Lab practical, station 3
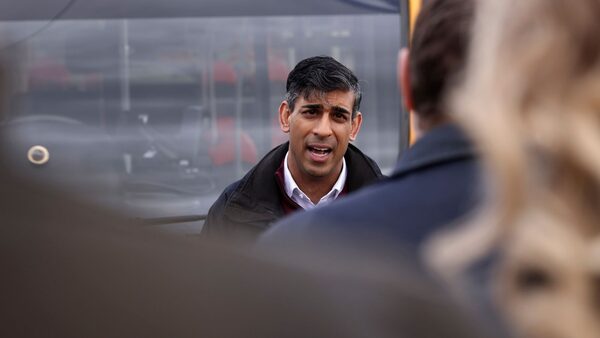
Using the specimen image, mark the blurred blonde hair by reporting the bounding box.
[425,0,600,336]
[461,0,600,229]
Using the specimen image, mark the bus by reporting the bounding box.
[0,0,418,233]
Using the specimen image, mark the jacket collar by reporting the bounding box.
[226,142,383,222]
[227,143,290,222]
[393,123,475,177]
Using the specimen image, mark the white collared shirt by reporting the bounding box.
[283,152,347,210]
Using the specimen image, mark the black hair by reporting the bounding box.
[409,0,474,117]
[285,56,362,117]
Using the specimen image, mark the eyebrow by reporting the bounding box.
[301,104,351,116]
[301,104,323,110]
[331,106,351,116]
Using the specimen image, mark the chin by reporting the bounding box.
[300,165,328,178]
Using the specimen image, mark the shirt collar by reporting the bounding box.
[283,152,347,209]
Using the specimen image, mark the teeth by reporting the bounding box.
[310,146,330,154]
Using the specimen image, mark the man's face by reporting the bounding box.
[279,90,362,184]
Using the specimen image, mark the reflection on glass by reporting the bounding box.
[1,14,401,226]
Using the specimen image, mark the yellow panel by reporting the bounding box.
[409,0,422,35]
[408,0,422,145]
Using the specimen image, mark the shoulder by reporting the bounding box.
[259,207,324,245]
[218,142,288,201]
[343,143,384,191]
[205,179,240,212]
[345,143,382,174]
[213,178,244,207]
[203,143,289,233]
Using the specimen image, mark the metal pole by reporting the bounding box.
[119,20,130,112]
[397,0,411,159]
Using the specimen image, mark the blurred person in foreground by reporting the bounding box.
[0,146,487,338]
[261,0,480,252]
[0,185,485,338]
[201,56,383,240]
[0,50,488,337]
[424,0,600,337]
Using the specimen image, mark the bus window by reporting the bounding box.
[0,9,403,233]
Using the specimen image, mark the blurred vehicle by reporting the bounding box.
[0,0,412,234]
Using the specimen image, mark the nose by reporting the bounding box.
[312,114,333,137]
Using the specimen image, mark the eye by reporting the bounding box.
[302,109,319,117]
[514,266,555,293]
[332,111,348,121]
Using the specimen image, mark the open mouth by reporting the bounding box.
[308,145,332,156]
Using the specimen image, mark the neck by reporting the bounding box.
[291,162,343,204]
[413,113,450,142]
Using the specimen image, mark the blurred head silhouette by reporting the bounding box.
[399,0,474,139]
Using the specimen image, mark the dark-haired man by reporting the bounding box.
[262,0,480,249]
[201,56,383,239]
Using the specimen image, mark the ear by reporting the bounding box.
[399,48,414,112]
[279,101,291,133]
[349,112,363,141]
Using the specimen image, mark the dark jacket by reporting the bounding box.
[201,142,383,238]
[260,124,481,250]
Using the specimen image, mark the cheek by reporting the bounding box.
[333,126,352,143]
[289,120,312,137]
